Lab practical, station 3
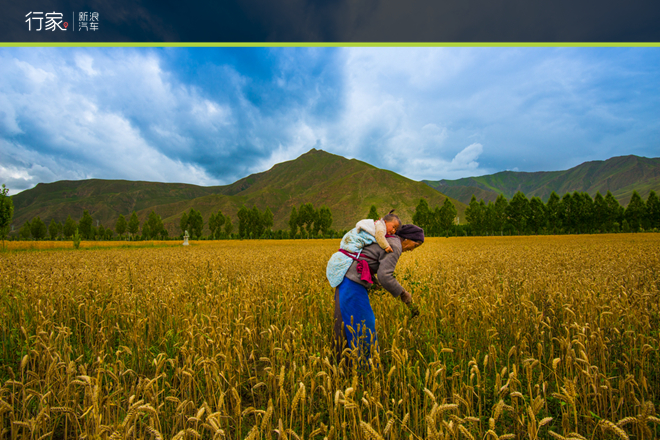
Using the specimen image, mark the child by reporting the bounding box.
[326,210,401,288]
[355,210,400,253]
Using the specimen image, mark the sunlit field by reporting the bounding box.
[3,240,181,251]
[1,235,658,439]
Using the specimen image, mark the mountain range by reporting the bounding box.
[10,149,464,235]
[10,151,660,236]
[424,155,660,206]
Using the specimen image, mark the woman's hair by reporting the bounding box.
[382,209,401,228]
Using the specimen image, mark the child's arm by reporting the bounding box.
[375,220,392,252]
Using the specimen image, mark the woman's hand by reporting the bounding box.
[399,289,412,304]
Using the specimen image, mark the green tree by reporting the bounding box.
[528,196,546,234]
[492,194,508,234]
[367,205,379,220]
[298,203,316,236]
[209,213,219,239]
[573,192,593,233]
[0,184,14,248]
[438,198,457,232]
[483,201,495,235]
[604,191,623,232]
[105,227,114,240]
[429,205,442,235]
[224,216,234,237]
[180,212,189,237]
[79,210,93,240]
[621,219,630,233]
[141,221,150,240]
[545,192,561,231]
[558,193,573,233]
[63,215,77,239]
[237,206,250,238]
[115,214,127,238]
[98,224,106,241]
[147,211,164,239]
[592,192,607,232]
[189,209,204,239]
[506,191,529,234]
[624,191,645,232]
[317,206,333,236]
[218,212,227,237]
[30,216,47,240]
[465,195,483,235]
[128,211,140,239]
[646,190,660,230]
[263,207,274,236]
[20,221,31,240]
[412,199,432,232]
[289,207,298,238]
[214,211,226,239]
[310,209,322,237]
[251,206,265,238]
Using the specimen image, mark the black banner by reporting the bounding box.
[3,0,660,43]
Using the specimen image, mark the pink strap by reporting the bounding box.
[338,249,373,284]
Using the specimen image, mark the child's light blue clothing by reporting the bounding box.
[326,228,377,287]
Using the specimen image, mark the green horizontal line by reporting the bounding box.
[2,42,659,47]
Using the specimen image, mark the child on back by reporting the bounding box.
[354,210,400,253]
[326,210,401,288]
[327,210,421,320]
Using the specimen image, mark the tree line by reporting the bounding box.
[4,181,659,244]
[14,209,171,241]
[411,198,458,236]
[463,190,660,235]
[4,198,341,242]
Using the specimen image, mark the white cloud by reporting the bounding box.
[451,143,482,170]
[326,47,491,179]
[0,49,227,191]
[74,54,99,76]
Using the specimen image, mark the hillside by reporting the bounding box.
[10,149,466,236]
[424,155,660,205]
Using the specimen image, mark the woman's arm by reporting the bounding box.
[375,237,406,297]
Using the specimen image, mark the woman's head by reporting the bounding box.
[395,224,424,252]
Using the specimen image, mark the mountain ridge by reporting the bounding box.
[10,149,465,235]
[424,155,660,205]
[11,151,659,236]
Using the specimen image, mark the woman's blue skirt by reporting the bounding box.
[334,277,378,364]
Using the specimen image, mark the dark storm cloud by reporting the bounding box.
[3,0,659,42]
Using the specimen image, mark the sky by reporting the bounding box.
[1,47,659,195]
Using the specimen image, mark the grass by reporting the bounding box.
[0,235,658,439]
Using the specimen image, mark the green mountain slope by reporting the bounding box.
[424,155,660,205]
[10,149,466,236]
[10,179,225,235]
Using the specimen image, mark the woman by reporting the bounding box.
[327,224,425,364]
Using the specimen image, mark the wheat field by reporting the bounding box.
[1,235,659,439]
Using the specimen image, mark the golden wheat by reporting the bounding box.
[0,234,658,439]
